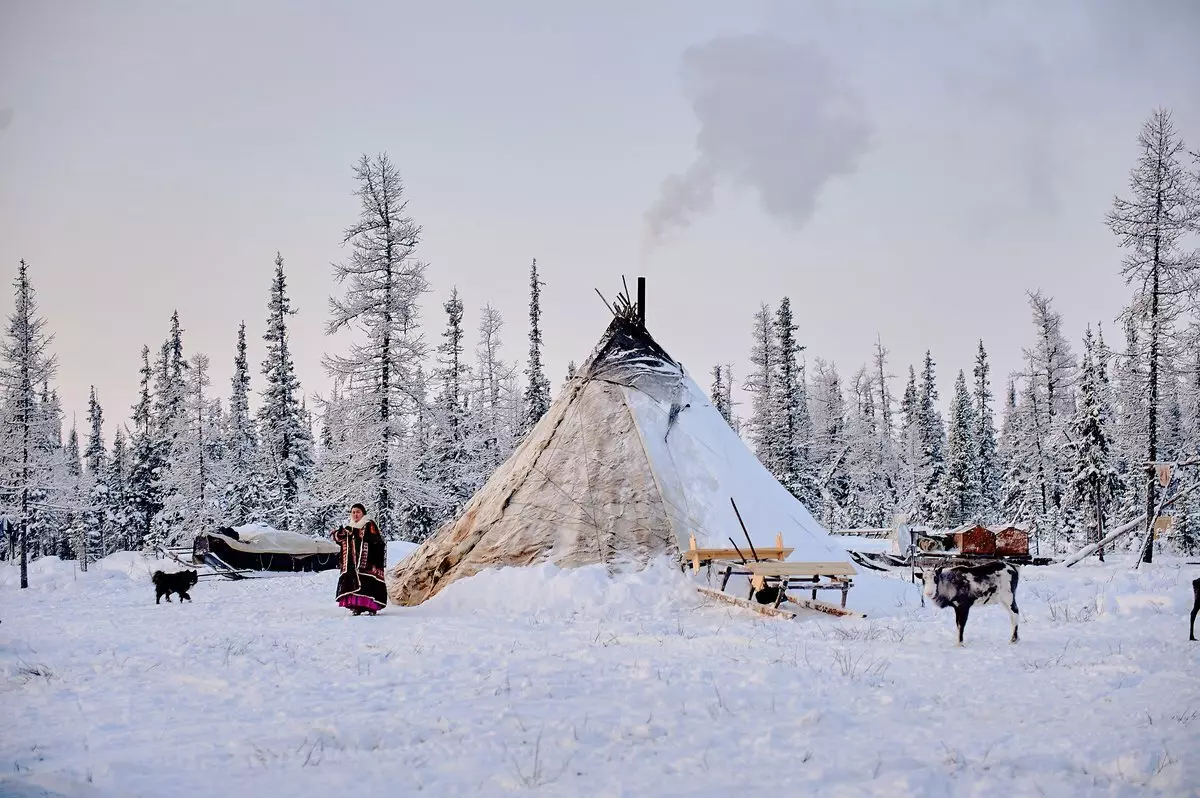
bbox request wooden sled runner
[696,586,866,619]
[698,559,866,620]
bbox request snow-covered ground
[1,545,1198,797]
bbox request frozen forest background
[3,108,1200,580]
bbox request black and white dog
[922,560,1020,646]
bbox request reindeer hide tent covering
[388,314,850,606]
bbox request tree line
[3,109,1197,588]
[1,154,554,587]
[729,109,1200,560]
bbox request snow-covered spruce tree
[105,427,131,550]
[156,353,220,545]
[523,258,551,434]
[64,422,87,568]
[745,303,779,474]
[430,288,478,521]
[35,385,70,559]
[146,314,189,547]
[997,379,1029,523]
[1022,291,1077,535]
[1107,108,1198,562]
[325,153,430,535]
[565,361,577,382]
[397,364,441,542]
[720,364,738,433]
[915,351,946,524]
[773,297,818,507]
[710,364,728,423]
[83,387,108,560]
[809,358,848,528]
[1018,292,1080,551]
[1112,315,1149,519]
[126,347,160,549]
[308,379,365,534]
[1069,326,1122,560]
[896,366,920,517]
[940,370,981,528]
[0,261,58,588]
[842,366,892,527]
[223,322,264,524]
[259,253,313,531]
[972,341,1001,522]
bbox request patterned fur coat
[332,516,388,607]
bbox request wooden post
[637,277,646,326]
[775,532,783,552]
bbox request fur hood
[347,514,375,530]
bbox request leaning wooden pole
[1063,479,1200,568]
[637,276,646,326]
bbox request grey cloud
[645,34,871,247]
[0,108,13,133]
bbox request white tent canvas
[388,311,850,606]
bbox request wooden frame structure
[680,533,793,572]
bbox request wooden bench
[713,559,858,610]
[681,533,793,573]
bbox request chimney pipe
[637,277,646,326]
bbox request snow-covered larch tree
[325,152,430,534]
[1106,108,1197,562]
[475,304,517,474]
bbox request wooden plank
[686,547,793,560]
[696,587,799,619]
[742,561,857,577]
[783,596,866,619]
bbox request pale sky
[1,0,1198,438]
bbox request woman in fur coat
[332,503,388,615]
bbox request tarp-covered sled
[193,523,340,573]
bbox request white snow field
[2,547,1198,797]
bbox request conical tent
[388,312,850,606]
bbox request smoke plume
[644,34,871,247]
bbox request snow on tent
[193,522,341,573]
[388,281,856,614]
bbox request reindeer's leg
[1190,583,1198,641]
[954,602,970,647]
[1007,600,1020,643]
